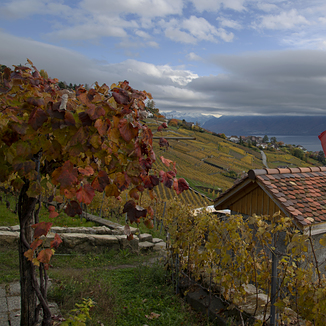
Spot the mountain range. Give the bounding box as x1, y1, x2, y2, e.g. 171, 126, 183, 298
162, 112, 326, 136
162, 110, 215, 127
203, 116, 326, 136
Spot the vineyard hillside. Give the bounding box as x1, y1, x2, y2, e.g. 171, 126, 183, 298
146, 118, 322, 205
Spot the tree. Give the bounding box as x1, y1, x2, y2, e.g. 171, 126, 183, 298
292, 148, 304, 160
39, 69, 48, 79
0, 60, 189, 325
318, 150, 325, 163
57, 81, 67, 89
270, 136, 277, 144
263, 135, 269, 143
168, 119, 179, 127
146, 99, 155, 111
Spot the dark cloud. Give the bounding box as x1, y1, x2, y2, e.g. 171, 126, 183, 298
187, 50, 326, 115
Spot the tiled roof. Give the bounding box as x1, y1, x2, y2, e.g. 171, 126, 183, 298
215, 167, 326, 227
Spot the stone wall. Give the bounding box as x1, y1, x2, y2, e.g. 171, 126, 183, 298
0, 225, 166, 254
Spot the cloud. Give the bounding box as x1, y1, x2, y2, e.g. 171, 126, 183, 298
147, 41, 160, 48
190, 0, 246, 13
186, 52, 203, 61
80, 0, 184, 18
164, 26, 197, 44
256, 2, 279, 12
0, 0, 74, 19
258, 9, 310, 30
161, 16, 234, 44
183, 16, 220, 42
186, 50, 326, 115
217, 17, 242, 30
0, 31, 202, 110
135, 30, 151, 39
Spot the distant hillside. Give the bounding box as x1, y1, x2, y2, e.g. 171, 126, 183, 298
204, 116, 326, 136
144, 119, 322, 204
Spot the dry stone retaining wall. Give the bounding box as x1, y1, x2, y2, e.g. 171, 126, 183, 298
0, 225, 166, 254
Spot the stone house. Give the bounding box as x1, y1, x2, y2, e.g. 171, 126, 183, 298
214, 167, 326, 265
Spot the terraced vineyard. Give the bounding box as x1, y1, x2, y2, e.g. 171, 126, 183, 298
264, 151, 320, 169
144, 118, 322, 205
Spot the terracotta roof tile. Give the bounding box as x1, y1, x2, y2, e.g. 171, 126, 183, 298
214, 166, 326, 229
299, 167, 311, 173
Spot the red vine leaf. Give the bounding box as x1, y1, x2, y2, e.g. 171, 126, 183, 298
114, 172, 130, 191
68, 126, 86, 147
52, 161, 78, 189
86, 106, 106, 120
94, 118, 110, 136
157, 123, 167, 132
159, 170, 175, 188
32, 222, 53, 239
78, 166, 94, 176
51, 233, 62, 249
142, 175, 159, 190
144, 219, 154, 229
112, 88, 129, 105
28, 107, 48, 130
37, 249, 54, 264
160, 156, 173, 168
64, 111, 76, 126
123, 200, 147, 223
77, 89, 95, 110
27, 97, 45, 108
118, 119, 138, 143
173, 178, 189, 195
24, 249, 34, 261
65, 200, 82, 217
147, 206, 154, 218
63, 187, 76, 199
30, 239, 43, 251
76, 183, 95, 204
91, 170, 110, 192
159, 137, 169, 148
48, 205, 59, 219
78, 112, 93, 126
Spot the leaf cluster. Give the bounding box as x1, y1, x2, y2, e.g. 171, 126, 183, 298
0, 59, 189, 265
164, 206, 326, 325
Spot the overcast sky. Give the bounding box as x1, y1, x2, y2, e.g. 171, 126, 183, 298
1, 0, 326, 116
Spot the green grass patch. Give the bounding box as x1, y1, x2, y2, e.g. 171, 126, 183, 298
0, 192, 96, 228
0, 248, 210, 325
0, 249, 19, 283
48, 252, 208, 325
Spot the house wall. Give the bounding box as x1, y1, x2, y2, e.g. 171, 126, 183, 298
230, 187, 283, 217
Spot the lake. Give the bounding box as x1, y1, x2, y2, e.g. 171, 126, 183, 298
257, 135, 322, 152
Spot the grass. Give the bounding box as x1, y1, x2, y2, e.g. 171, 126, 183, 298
0, 247, 211, 325
0, 249, 20, 283
0, 198, 211, 325
0, 192, 96, 228
48, 252, 210, 325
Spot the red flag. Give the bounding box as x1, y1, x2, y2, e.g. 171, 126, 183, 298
318, 130, 326, 155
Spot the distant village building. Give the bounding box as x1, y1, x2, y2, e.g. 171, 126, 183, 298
228, 136, 239, 143
259, 143, 268, 149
